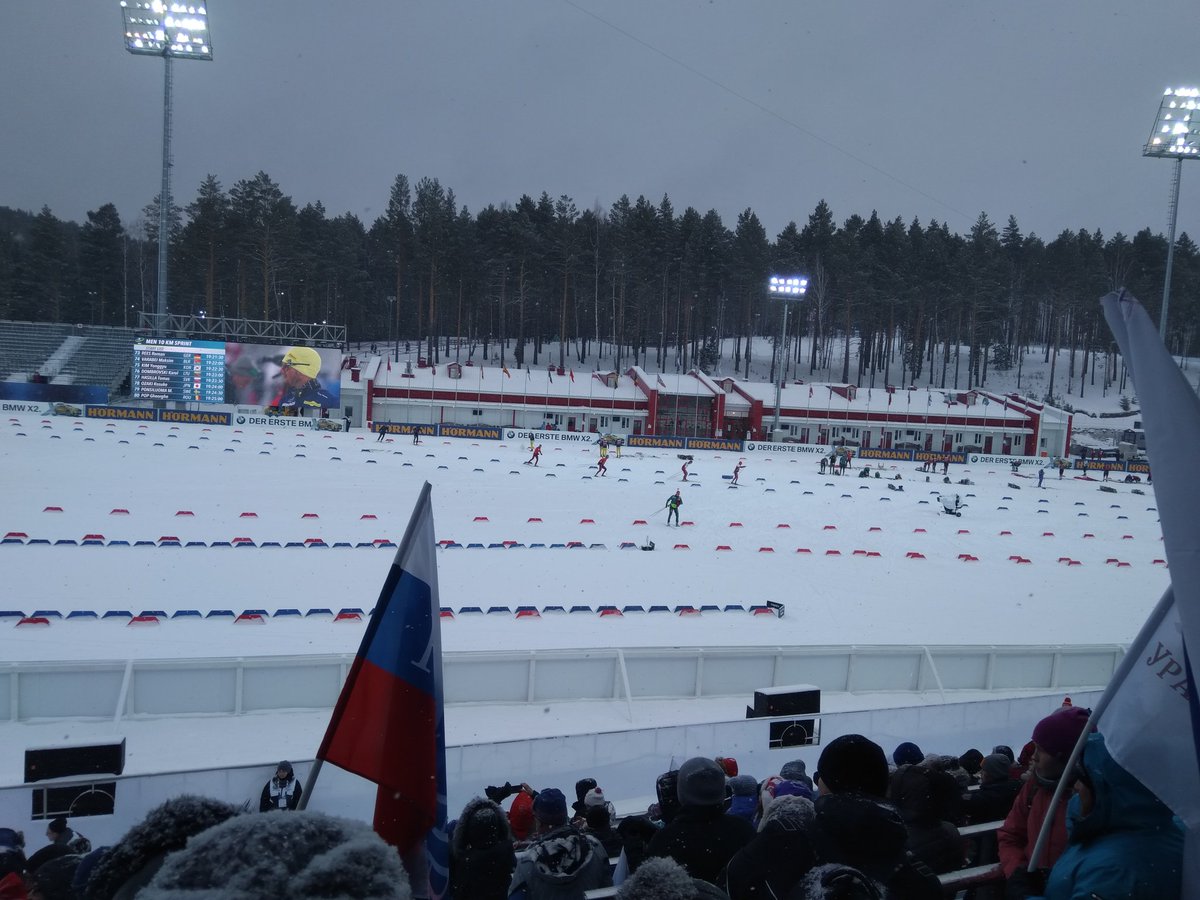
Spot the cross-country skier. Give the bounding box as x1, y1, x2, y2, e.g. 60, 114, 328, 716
665, 489, 682, 525
596, 456, 608, 477
731, 460, 745, 485
527, 444, 542, 466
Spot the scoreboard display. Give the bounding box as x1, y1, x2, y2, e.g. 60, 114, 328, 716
131, 338, 342, 408
132, 339, 226, 403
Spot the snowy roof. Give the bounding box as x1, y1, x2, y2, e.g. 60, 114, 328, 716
371, 360, 644, 402
631, 367, 713, 397
734, 381, 1035, 424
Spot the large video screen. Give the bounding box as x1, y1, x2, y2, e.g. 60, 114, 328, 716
133, 339, 342, 411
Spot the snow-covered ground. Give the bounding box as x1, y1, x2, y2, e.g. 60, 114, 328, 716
1, 410, 1167, 661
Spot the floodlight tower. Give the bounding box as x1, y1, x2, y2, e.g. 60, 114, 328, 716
1143, 86, 1200, 339
767, 275, 808, 438
120, 2, 213, 323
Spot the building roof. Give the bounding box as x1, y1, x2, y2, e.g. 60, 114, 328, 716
371, 361, 644, 402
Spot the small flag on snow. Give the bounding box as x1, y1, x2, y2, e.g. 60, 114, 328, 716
569, 369, 575, 383
502, 367, 511, 378
808, 386, 813, 398
657, 375, 667, 389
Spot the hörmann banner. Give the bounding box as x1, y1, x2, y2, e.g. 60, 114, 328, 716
85, 405, 157, 421
375, 423, 438, 436
626, 435, 687, 449
437, 424, 504, 440
686, 437, 744, 452
159, 409, 231, 426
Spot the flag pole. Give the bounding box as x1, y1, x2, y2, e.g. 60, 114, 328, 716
299, 481, 435, 811
1028, 586, 1175, 869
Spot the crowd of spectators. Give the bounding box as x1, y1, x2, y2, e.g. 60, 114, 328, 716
0, 704, 1183, 899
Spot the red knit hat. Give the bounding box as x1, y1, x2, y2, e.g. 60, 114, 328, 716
1031, 706, 1091, 758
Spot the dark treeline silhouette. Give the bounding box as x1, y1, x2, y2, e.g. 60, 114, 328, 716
2, 172, 1197, 400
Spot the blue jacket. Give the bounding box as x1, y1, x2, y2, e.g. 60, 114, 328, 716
1038, 733, 1182, 900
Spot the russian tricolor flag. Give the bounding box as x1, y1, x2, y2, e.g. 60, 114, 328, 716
315, 482, 448, 898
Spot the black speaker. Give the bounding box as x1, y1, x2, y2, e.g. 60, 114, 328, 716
746, 684, 821, 718
25, 741, 126, 783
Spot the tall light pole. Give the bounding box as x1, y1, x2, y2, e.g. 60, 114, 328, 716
768, 275, 807, 438
1143, 86, 1200, 340
120, 2, 213, 324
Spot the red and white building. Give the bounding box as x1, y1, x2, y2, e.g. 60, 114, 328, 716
340, 357, 1071, 457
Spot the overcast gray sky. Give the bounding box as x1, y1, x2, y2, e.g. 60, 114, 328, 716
2, 1, 1197, 242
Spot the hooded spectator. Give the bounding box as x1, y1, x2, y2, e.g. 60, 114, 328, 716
614, 815, 658, 883
655, 770, 681, 826
788, 863, 885, 900
584, 806, 622, 860
29, 853, 82, 900
998, 706, 1092, 898
966, 755, 1022, 825
724, 794, 818, 899
1040, 732, 1182, 900
891, 742, 924, 768
959, 749, 985, 778
726, 775, 759, 825
647, 757, 755, 885
137, 810, 410, 900
0, 828, 27, 900
84, 795, 238, 900
259, 760, 303, 812
449, 797, 515, 900
812, 736, 942, 899
509, 787, 610, 899
616, 856, 729, 899
27, 818, 76, 874
572, 778, 598, 821
887, 766, 963, 874
817, 735, 889, 799
779, 760, 815, 792
760, 777, 815, 823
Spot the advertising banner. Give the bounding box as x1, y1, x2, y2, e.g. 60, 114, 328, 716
684, 437, 744, 452
436, 424, 504, 441
743, 441, 830, 455
377, 423, 438, 436
626, 435, 688, 449
0, 382, 108, 404
84, 405, 157, 421
234, 409, 318, 429
159, 409, 231, 426
504, 429, 599, 445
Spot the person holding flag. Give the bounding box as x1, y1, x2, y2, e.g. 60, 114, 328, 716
299, 482, 448, 898
1016, 289, 1199, 898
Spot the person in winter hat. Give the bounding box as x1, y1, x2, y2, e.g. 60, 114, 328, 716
714, 756, 738, 778
583, 787, 617, 823
0, 828, 26, 900
655, 770, 682, 826
646, 757, 754, 885
789, 863, 885, 900
29, 853, 82, 900
615, 856, 728, 899
725, 775, 759, 825
449, 796, 515, 900
27, 817, 76, 874
779, 759, 814, 791
1038, 732, 1182, 900
84, 795, 238, 900
891, 742, 924, 768
583, 805, 622, 860
260, 760, 303, 812
812, 736, 942, 899
958, 748, 984, 779
137, 810, 410, 900
760, 777, 815, 823
886, 766, 964, 874
816, 735, 889, 799
571, 778, 598, 821
998, 705, 1091, 899
724, 794, 818, 899
508, 787, 611, 899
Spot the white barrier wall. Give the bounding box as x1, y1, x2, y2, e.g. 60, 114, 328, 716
0, 644, 1123, 722
0, 689, 1103, 848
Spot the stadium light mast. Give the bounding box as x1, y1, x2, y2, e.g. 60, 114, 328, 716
120, 2, 213, 324
1143, 86, 1200, 340
767, 275, 807, 438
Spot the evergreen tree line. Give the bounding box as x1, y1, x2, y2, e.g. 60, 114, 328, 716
1, 170, 1197, 400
